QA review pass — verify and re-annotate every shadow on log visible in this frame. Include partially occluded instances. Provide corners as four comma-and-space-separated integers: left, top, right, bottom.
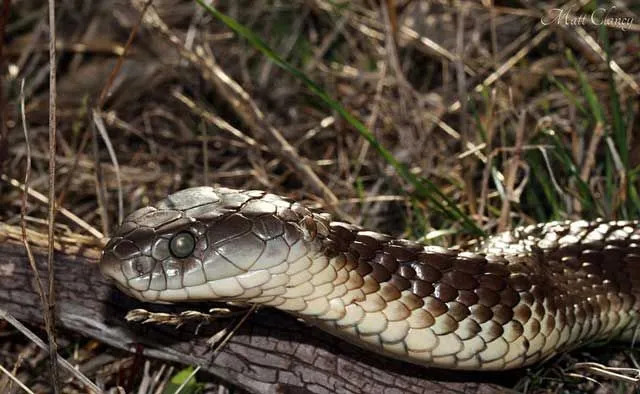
0, 239, 520, 393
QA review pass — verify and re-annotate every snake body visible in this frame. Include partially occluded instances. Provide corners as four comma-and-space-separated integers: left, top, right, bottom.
100, 187, 640, 370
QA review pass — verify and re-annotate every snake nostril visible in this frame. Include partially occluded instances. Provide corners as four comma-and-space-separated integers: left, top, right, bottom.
134, 256, 156, 275
135, 261, 146, 274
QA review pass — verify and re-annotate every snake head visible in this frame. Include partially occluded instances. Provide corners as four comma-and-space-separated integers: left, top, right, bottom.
100, 186, 329, 303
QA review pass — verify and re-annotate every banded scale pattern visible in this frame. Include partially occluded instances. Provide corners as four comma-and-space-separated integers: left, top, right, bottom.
100, 187, 640, 370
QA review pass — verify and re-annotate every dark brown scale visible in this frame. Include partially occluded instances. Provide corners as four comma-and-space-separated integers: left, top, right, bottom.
412, 280, 434, 298
361, 276, 380, 294
513, 304, 531, 324
290, 202, 311, 218
400, 292, 424, 309
387, 274, 411, 292
540, 315, 556, 337
329, 223, 358, 251
484, 262, 511, 277
398, 264, 416, 280
492, 304, 514, 325
532, 301, 545, 318
498, 287, 520, 308
252, 215, 285, 240
470, 304, 493, 324
369, 261, 392, 283
413, 261, 442, 282
582, 262, 603, 277
510, 274, 531, 291
352, 241, 377, 260
453, 255, 487, 275
434, 315, 458, 335
563, 306, 575, 327
386, 243, 419, 262
278, 208, 300, 222
355, 260, 373, 277
475, 287, 500, 307
505, 321, 524, 341
458, 319, 481, 340
379, 284, 402, 302
355, 233, 383, 248
447, 301, 471, 321
561, 255, 582, 270
442, 270, 477, 290
479, 320, 503, 343
425, 253, 454, 271
456, 290, 479, 307
434, 283, 458, 302
424, 297, 448, 317
378, 253, 400, 273
520, 292, 534, 305
477, 274, 506, 292
343, 252, 359, 271
526, 319, 541, 338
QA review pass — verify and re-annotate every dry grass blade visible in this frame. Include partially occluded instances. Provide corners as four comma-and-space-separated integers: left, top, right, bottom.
3, 175, 104, 239
172, 89, 261, 148
570, 362, 640, 384
498, 111, 527, 231
0, 364, 34, 394
448, 27, 551, 113
0, 309, 101, 393
93, 110, 123, 226
19, 77, 59, 393
573, 26, 640, 94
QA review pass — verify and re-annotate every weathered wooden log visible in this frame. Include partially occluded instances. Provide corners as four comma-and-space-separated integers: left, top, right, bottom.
0, 239, 514, 393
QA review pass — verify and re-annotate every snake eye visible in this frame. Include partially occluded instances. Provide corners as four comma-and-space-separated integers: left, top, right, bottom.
169, 232, 195, 258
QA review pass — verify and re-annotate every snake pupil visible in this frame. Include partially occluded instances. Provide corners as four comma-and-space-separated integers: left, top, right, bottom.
169, 232, 195, 258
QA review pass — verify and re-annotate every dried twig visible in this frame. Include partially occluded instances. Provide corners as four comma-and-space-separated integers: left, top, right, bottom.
46, 0, 60, 390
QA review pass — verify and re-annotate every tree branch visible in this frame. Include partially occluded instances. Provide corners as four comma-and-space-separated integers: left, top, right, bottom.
0, 239, 514, 394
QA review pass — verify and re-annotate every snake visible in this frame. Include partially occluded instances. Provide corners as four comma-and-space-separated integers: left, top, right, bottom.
99, 186, 640, 370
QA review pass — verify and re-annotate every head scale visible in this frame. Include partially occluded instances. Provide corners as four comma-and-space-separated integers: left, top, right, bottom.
100, 187, 329, 303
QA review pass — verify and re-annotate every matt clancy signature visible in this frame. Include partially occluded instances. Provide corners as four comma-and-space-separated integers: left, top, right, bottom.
541, 5, 634, 31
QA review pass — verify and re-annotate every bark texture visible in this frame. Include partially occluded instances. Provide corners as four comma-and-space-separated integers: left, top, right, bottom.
0, 240, 516, 394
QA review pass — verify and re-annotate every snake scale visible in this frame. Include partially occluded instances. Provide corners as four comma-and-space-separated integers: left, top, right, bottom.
99, 186, 640, 370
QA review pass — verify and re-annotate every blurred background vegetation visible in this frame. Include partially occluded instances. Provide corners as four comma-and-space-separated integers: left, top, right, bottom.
1, 0, 639, 392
